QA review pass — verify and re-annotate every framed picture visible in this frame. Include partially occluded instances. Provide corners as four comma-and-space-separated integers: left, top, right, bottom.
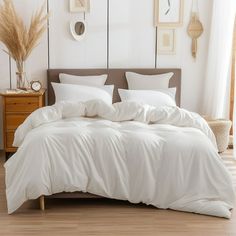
154, 0, 183, 27
69, 0, 90, 13
157, 29, 176, 54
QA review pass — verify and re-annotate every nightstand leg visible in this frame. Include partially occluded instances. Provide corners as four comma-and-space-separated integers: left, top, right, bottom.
5, 152, 9, 161
5, 152, 12, 161
39, 195, 45, 211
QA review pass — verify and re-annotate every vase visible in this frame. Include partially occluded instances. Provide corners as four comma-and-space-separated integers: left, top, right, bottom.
16, 62, 29, 90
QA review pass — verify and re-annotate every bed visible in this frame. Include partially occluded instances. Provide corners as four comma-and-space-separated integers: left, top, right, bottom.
45, 68, 181, 200
4, 68, 236, 218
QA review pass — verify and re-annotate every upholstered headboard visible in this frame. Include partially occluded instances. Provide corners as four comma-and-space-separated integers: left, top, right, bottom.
47, 68, 181, 106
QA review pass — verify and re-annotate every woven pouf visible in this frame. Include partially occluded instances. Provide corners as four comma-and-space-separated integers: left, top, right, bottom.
206, 119, 232, 153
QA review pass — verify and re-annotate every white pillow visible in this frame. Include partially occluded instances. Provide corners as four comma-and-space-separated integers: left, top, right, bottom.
118, 88, 176, 107
59, 73, 107, 86
157, 87, 176, 100
52, 83, 114, 104
126, 72, 174, 90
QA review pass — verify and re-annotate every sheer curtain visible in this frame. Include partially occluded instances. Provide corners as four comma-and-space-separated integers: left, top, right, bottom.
201, 0, 236, 119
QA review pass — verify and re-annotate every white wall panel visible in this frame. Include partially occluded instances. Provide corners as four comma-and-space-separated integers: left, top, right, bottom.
0, 46, 10, 89
109, 0, 156, 68
0, 0, 13, 90
0, 44, 10, 149
0, 0, 10, 148
49, 0, 107, 68
10, 0, 48, 88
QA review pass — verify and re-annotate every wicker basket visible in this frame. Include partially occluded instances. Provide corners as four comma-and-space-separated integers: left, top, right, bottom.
206, 119, 232, 153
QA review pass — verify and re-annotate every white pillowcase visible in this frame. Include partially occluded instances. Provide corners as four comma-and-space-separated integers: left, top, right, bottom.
118, 88, 176, 107
157, 87, 176, 100
126, 72, 174, 90
59, 73, 107, 86
52, 82, 114, 104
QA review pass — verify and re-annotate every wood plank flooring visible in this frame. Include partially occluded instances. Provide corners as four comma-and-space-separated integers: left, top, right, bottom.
0, 150, 236, 236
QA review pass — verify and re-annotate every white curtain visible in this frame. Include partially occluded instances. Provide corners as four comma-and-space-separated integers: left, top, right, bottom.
202, 0, 236, 119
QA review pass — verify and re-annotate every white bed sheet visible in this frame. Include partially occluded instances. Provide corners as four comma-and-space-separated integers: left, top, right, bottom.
4, 100, 236, 217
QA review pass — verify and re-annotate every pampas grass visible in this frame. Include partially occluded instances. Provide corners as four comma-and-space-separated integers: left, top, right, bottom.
0, 0, 48, 74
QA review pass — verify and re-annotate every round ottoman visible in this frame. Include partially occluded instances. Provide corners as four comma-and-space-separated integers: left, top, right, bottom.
206, 119, 232, 153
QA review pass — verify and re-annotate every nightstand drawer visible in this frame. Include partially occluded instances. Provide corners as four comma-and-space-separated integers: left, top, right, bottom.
6, 114, 28, 130
5, 97, 39, 112
6, 132, 15, 148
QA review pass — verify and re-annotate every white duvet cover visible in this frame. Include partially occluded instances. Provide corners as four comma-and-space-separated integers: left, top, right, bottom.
5, 100, 235, 217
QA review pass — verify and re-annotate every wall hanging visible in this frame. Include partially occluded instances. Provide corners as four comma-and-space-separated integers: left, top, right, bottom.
70, 19, 86, 41
154, 0, 184, 27
158, 28, 176, 54
187, 0, 203, 58
69, 0, 90, 13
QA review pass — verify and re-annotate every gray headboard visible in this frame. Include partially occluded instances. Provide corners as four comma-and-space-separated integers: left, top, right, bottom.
47, 68, 181, 106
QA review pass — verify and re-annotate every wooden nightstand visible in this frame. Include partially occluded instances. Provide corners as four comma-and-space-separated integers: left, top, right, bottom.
0, 89, 46, 159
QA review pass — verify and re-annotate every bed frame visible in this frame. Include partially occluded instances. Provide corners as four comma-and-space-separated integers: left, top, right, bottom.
39, 68, 182, 210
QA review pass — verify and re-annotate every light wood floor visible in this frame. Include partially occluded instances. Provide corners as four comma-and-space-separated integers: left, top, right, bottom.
0, 151, 236, 236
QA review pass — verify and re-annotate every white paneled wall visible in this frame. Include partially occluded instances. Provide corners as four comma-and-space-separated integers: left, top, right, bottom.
0, 0, 10, 91
109, 0, 155, 68
0, 0, 213, 149
0, 43, 10, 148
0, 43, 10, 89
49, 0, 107, 68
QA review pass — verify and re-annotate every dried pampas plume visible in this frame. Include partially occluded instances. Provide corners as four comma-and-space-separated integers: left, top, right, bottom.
0, 0, 49, 73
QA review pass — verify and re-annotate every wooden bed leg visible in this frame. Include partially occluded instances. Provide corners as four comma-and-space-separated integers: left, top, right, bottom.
39, 195, 45, 211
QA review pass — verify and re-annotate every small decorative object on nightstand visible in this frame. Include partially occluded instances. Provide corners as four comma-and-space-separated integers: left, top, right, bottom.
30, 80, 42, 92
204, 117, 232, 153
0, 89, 46, 159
